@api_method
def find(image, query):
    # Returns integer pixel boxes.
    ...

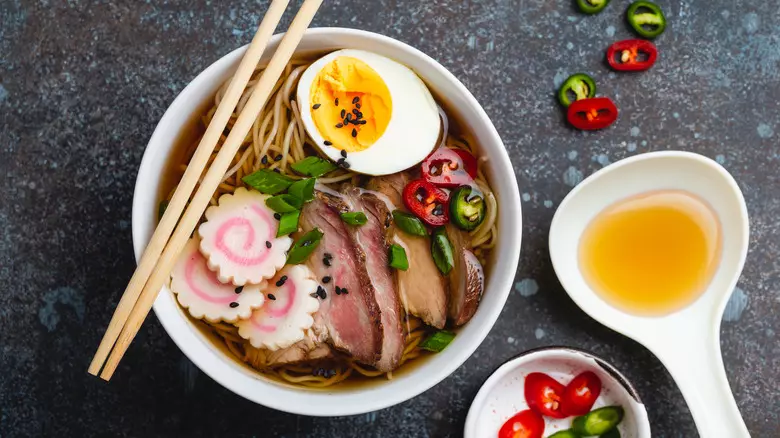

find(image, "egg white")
[296,49,440,176]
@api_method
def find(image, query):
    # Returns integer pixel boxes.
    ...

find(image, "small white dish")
[464,347,651,438]
[549,151,750,436]
[132,28,522,416]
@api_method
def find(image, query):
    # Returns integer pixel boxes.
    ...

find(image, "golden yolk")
[309,56,392,153]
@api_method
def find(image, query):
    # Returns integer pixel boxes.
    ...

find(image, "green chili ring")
[627,1,667,39]
[558,73,597,108]
[576,0,610,15]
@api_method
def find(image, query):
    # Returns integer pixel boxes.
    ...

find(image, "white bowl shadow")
[131,28,522,416]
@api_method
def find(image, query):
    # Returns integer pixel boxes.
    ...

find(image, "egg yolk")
[309,56,392,153]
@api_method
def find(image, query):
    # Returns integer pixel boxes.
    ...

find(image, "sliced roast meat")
[342,187,405,371]
[247,330,333,368]
[445,224,485,326]
[299,192,383,366]
[368,174,449,329]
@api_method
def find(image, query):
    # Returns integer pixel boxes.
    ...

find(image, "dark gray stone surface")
[1,0,778,436]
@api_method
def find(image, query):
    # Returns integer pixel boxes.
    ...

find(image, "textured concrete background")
[1,0,779,436]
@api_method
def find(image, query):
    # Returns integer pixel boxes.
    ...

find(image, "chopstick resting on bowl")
[89,0,324,381]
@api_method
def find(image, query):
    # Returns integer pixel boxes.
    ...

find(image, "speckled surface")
[1,1,779,437]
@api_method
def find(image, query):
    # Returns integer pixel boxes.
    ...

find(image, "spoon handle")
[653,331,749,437]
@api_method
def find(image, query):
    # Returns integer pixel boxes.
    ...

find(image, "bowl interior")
[464,348,651,438]
[132,28,522,416]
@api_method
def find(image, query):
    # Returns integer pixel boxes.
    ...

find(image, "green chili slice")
[392,210,428,237]
[627,1,667,39]
[576,0,610,14]
[388,244,409,271]
[431,227,455,275]
[277,210,300,237]
[340,211,368,226]
[449,186,486,231]
[286,228,324,264]
[600,428,621,438]
[548,430,581,438]
[572,406,625,436]
[418,330,455,352]
[558,73,597,108]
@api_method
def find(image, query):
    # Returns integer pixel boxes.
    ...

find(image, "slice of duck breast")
[342,187,404,371]
[247,330,333,369]
[368,174,449,329]
[445,224,485,326]
[299,192,383,365]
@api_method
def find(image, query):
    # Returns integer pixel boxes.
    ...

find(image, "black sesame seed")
[352,96,360,104]
[340,109,346,118]
[337,157,346,165]
[322,276,332,283]
[234,286,244,294]
[356,112,363,119]
[324,140,332,146]
[266,241,272,248]
[261,155,269,165]
[352,109,359,116]
[317,286,327,299]
[268,294,276,301]
[351,128,357,138]
[275,154,282,162]
[310,292,320,298]
[355,103,361,109]
[335,98,339,106]
[323,258,332,267]
[324,252,333,259]
[334,286,341,295]
[281,275,288,282]
[341,288,348,295]
[303,240,311,247]
[340,150,347,158]
[229,302,239,308]
[275,279,284,287]
[358,120,367,125]
[335,123,344,128]
[345,113,352,122]
[342,161,351,169]
[273,168,280,173]
[312,103,321,110]
[274,213,281,220]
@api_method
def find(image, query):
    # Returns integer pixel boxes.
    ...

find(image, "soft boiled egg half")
[297,49,440,176]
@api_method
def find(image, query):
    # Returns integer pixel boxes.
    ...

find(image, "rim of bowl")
[465,346,650,438]
[132,27,522,416]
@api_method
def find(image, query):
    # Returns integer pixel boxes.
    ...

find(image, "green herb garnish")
[288,178,315,203]
[242,169,294,194]
[388,244,409,271]
[287,228,324,264]
[265,194,303,213]
[290,156,337,178]
[391,210,427,237]
[419,330,456,352]
[340,211,368,226]
[431,227,455,275]
[277,210,300,237]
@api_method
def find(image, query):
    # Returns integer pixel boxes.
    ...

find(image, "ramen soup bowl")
[131,28,522,416]
[549,151,750,436]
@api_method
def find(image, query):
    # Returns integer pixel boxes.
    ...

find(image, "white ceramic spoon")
[549,151,750,437]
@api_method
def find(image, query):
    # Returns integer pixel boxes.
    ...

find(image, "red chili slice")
[421,147,478,188]
[497,409,545,438]
[402,179,449,227]
[567,97,618,131]
[607,39,658,72]
[524,372,567,418]
[561,371,603,416]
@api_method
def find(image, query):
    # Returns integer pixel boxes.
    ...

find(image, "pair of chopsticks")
[88,0,324,381]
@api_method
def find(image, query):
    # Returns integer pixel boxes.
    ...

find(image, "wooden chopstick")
[88,0,291,377]
[97,0,324,380]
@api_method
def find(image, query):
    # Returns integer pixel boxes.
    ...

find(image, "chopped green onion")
[431,227,455,275]
[388,244,409,271]
[340,211,368,226]
[265,194,302,213]
[158,200,169,221]
[290,156,337,178]
[277,210,300,237]
[419,330,455,352]
[287,228,324,264]
[288,178,315,203]
[242,169,294,195]
[392,210,427,237]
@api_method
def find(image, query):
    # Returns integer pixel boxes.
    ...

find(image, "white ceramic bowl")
[132,28,522,416]
[465,347,651,438]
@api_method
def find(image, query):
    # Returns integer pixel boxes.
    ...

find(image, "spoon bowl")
[549,151,750,436]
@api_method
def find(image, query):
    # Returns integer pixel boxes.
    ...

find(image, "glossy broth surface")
[579,190,722,316]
